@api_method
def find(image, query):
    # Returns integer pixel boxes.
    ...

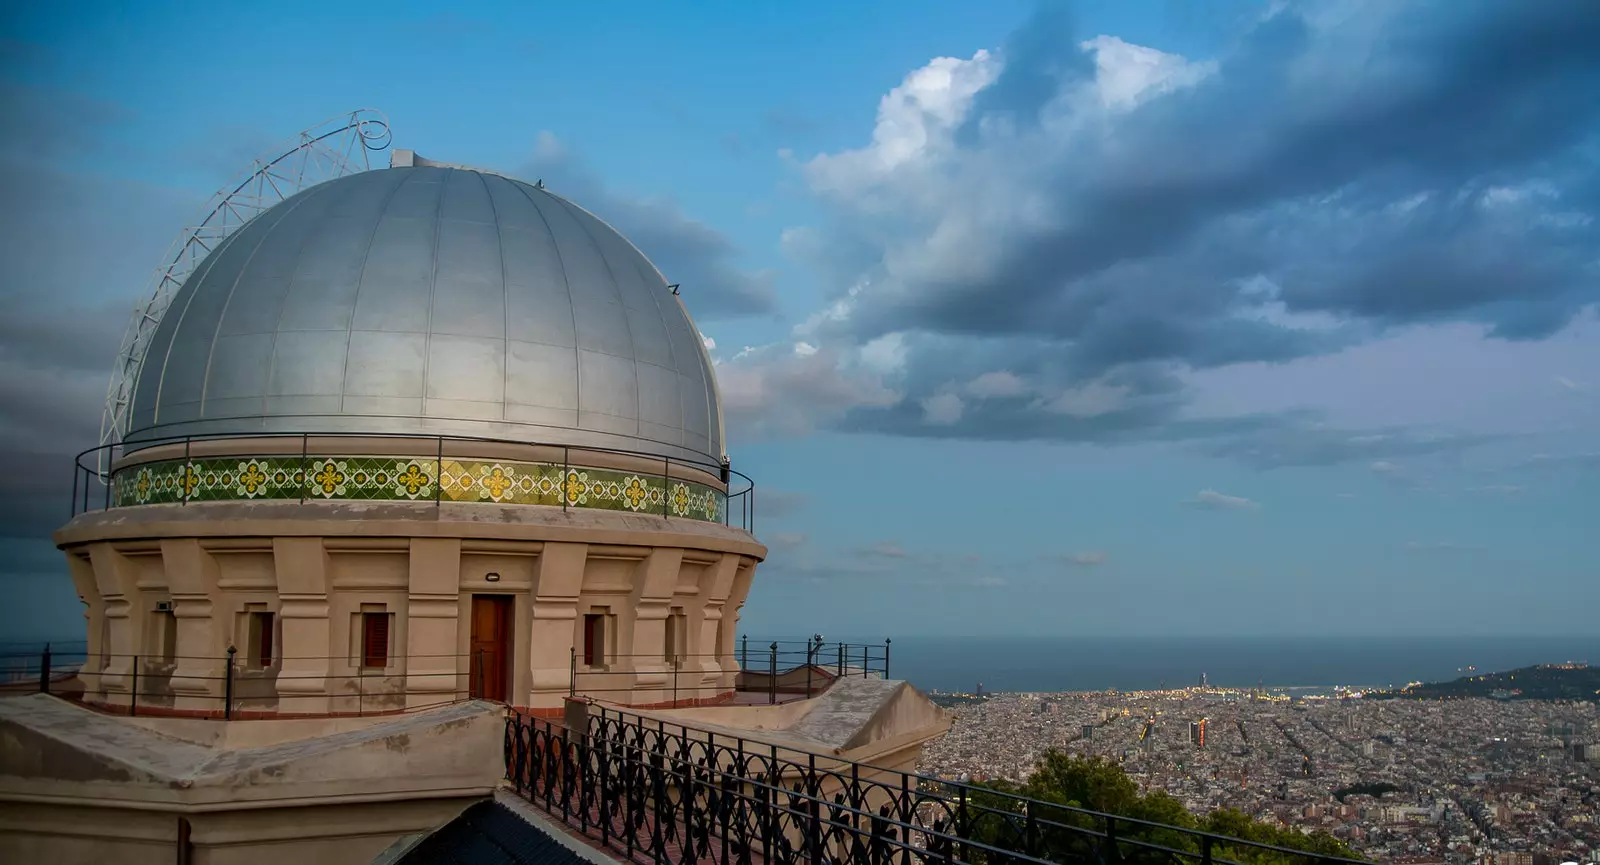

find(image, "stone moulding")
[112,455,727,523]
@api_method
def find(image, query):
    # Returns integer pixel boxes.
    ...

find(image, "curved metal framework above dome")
[98,109,393,470]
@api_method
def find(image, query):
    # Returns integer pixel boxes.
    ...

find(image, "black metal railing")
[67,429,757,532]
[503,705,1369,865]
[9,648,523,718]
[0,641,87,687]
[569,638,891,707]
[10,635,887,718]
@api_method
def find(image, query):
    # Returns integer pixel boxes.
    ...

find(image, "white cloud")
[768,532,808,549]
[1081,35,1216,110]
[1185,489,1260,510]
[862,541,908,558]
[1037,381,1131,418]
[717,343,898,440]
[965,370,1027,398]
[701,333,716,351]
[921,392,965,425]
[805,50,1000,197]
[858,332,908,375]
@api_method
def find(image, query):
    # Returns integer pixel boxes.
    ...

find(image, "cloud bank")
[720,0,1600,464]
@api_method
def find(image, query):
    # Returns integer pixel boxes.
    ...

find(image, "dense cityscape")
[920,683,1599,865]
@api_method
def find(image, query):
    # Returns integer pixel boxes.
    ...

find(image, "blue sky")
[1,0,1597,640]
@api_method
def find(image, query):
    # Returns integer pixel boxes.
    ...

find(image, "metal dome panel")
[125,166,725,465]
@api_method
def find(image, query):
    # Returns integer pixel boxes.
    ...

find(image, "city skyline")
[2,0,1598,639]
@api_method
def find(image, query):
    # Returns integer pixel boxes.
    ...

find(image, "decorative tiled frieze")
[113,456,726,522]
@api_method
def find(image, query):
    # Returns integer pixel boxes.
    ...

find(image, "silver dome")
[127,165,726,465]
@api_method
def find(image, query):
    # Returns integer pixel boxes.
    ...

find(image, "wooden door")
[469,595,513,702]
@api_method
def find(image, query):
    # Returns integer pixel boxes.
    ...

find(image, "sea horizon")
[794,634,1600,694]
[9,633,1597,696]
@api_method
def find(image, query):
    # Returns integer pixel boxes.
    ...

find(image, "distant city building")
[1189,719,1207,748]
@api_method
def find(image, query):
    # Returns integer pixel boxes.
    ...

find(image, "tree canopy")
[958,750,1362,865]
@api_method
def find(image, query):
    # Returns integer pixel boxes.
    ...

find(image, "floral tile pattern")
[113,455,725,523]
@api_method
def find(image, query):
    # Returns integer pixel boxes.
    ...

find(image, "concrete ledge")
[55,499,766,560]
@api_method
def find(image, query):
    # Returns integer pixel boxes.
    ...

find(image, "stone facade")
[56,471,764,715]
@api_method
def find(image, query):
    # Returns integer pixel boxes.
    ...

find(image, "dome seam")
[476,170,511,420]
[547,194,643,441]
[504,177,582,429]
[417,168,448,420]
[335,169,417,415]
[147,194,297,431]
[542,189,725,462]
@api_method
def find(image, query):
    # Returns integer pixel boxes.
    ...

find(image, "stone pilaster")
[162,539,225,710]
[274,537,332,714]
[87,544,138,705]
[693,553,742,694]
[526,543,586,709]
[722,558,755,690]
[64,552,102,695]
[626,548,683,703]
[406,538,462,709]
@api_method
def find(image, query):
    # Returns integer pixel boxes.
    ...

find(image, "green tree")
[959,751,1362,864]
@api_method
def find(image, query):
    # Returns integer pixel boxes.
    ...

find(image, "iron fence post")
[182,438,192,505]
[104,465,111,510]
[768,642,777,705]
[806,638,814,697]
[862,644,868,678]
[838,643,844,677]
[435,436,444,508]
[1201,835,1214,865]
[740,635,747,671]
[662,457,670,518]
[561,447,569,512]
[885,637,892,679]
[224,646,236,720]
[129,655,139,717]
[298,434,307,504]
[569,646,577,697]
[39,643,51,694]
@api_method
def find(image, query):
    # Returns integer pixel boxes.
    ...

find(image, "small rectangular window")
[583,613,605,668]
[665,608,687,667]
[248,611,275,668]
[156,610,177,664]
[362,612,389,669]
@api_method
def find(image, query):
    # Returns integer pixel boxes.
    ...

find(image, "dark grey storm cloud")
[519,138,779,319]
[780,0,1600,455]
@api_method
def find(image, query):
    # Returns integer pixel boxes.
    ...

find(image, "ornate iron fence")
[503,705,1368,865]
[67,429,757,531]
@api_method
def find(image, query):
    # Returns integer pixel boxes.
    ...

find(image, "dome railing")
[69,430,756,533]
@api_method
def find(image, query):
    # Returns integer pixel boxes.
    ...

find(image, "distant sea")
[829,636,1600,694]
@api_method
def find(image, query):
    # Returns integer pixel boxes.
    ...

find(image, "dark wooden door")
[469,595,513,702]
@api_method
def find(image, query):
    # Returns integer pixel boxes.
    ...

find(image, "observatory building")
[1,126,948,865]
[57,150,762,716]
